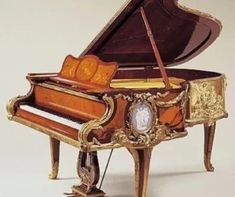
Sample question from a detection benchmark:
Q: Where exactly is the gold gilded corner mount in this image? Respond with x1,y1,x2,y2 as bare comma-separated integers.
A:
48,161,59,180
80,94,116,150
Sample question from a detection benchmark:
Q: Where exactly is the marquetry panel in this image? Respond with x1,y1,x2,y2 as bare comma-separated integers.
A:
35,86,106,121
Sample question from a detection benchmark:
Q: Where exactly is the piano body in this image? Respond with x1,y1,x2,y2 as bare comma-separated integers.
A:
7,0,227,197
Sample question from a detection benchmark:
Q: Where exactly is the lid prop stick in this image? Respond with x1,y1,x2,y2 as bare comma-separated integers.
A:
140,7,172,89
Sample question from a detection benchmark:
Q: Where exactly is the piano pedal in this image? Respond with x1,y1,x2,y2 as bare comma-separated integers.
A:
63,184,105,197
64,192,78,197
64,192,89,197
64,193,103,197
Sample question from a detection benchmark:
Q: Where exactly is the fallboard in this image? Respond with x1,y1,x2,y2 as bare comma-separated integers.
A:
34,85,106,122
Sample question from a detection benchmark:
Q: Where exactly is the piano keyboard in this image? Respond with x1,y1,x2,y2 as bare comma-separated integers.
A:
20,105,84,131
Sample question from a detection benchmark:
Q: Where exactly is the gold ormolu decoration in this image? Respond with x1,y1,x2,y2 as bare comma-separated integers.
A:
48,161,59,180
80,94,115,150
7,96,20,120
115,90,187,107
188,76,228,126
191,82,224,119
7,86,34,120
114,125,187,149
113,90,188,149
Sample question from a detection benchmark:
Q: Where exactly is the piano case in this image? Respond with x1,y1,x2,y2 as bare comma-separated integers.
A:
7,0,228,197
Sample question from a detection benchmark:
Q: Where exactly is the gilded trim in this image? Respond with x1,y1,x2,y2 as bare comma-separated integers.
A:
7,86,34,120
113,127,187,149
80,94,116,149
10,115,121,152
48,161,59,180
85,143,122,152
186,114,228,127
12,116,82,148
190,74,226,84
176,1,223,31
115,90,187,108
7,96,19,120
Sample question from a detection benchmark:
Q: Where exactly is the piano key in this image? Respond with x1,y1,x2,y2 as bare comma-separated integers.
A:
20,105,83,131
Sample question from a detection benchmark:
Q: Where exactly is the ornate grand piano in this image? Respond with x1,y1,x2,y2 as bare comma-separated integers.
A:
7,0,227,196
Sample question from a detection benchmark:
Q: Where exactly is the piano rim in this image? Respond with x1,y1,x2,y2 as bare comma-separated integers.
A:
7,71,228,151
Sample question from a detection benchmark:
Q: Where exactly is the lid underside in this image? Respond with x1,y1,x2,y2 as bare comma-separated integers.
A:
81,0,222,67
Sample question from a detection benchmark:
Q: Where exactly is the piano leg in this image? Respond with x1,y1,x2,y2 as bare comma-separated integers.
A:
72,151,105,197
49,137,60,179
128,148,153,197
204,122,216,172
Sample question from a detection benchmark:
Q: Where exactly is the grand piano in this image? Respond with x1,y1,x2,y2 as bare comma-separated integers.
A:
7,0,228,197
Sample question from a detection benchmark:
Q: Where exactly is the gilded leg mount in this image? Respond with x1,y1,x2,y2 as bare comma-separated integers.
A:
49,137,60,179
204,122,216,172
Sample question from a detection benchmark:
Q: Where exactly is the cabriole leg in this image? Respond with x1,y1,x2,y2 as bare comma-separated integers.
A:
128,148,153,197
72,151,105,197
204,122,216,172
49,137,60,179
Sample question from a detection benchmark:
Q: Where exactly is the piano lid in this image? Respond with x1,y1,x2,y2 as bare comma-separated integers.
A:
81,0,222,67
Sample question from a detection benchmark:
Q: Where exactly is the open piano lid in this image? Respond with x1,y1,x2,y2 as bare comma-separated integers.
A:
81,0,222,67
